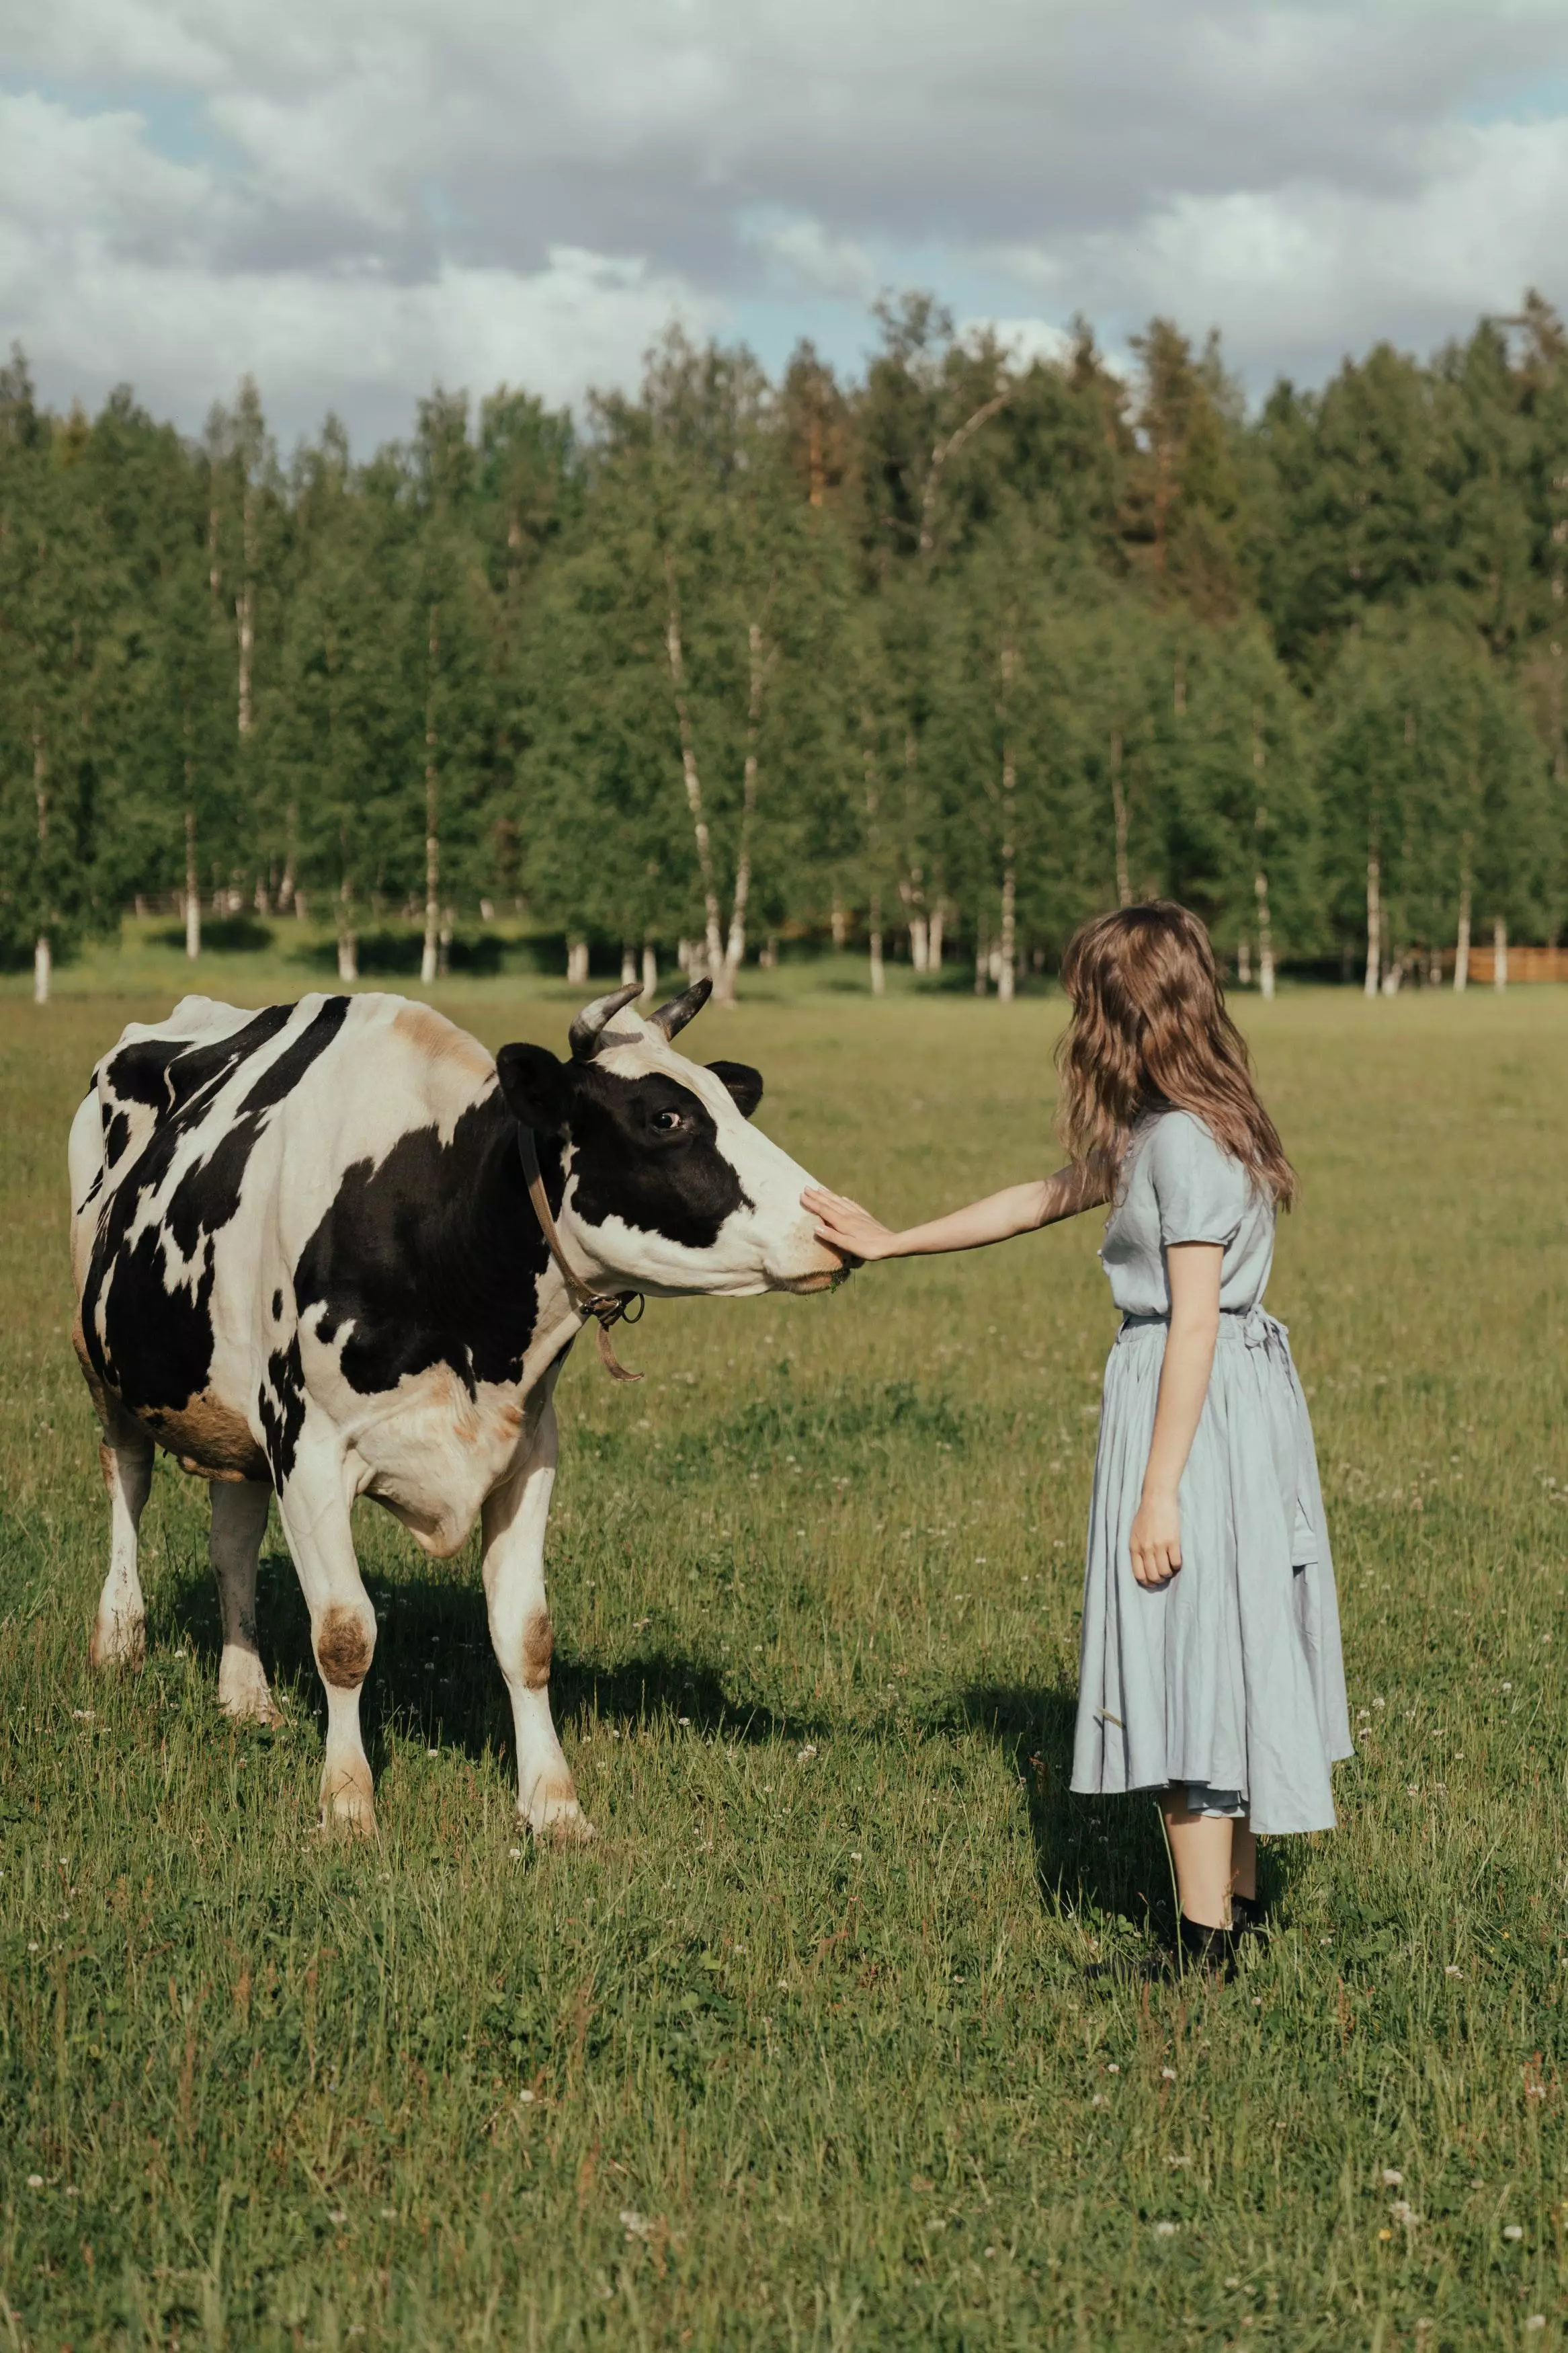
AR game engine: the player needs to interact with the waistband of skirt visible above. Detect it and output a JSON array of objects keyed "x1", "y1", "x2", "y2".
[{"x1": 1117, "y1": 1304, "x2": 1290, "y2": 1353}]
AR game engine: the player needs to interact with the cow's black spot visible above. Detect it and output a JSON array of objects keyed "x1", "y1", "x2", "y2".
[
  {"x1": 566, "y1": 1067, "x2": 751, "y2": 1250},
  {"x1": 259, "y1": 1334, "x2": 306, "y2": 1490},
  {"x1": 106, "y1": 1004, "x2": 294, "y2": 1118},
  {"x1": 272, "y1": 1289, "x2": 283, "y2": 1322},
  {"x1": 315, "y1": 1314, "x2": 338, "y2": 1346},
  {"x1": 104, "y1": 1109, "x2": 131, "y2": 1164},
  {"x1": 81, "y1": 998, "x2": 349, "y2": 1422},
  {"x1": 293, "y1": 1092, "x2": 548, "y2": 1399}
]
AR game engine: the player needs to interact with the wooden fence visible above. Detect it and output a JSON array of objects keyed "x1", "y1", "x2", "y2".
[{"x1": 1461, "y1": 945, "x2": 1568, "y2": 986}]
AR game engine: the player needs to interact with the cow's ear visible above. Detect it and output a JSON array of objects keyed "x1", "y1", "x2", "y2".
[
  {"x1": 707, "y1": 1060, "x2": 764, "y2": 1120},
  {"x1": 495, "y1": 1043, "x2": 570, "y2": 1136}
]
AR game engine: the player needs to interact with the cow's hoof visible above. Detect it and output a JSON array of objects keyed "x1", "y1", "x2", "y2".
[
  {"x1": 89, "y1": 1615, "x2": 146, "y2": 1673},
  {"x1": 319, "y1": 1771, "x2": 377, "y2": 1837},
  {"x1": 524, "y1": 1786, "x2": 594, "y2": 1846},
  {"x1": 218, "y1": 1654, "x2": 284, "y2": 1727},
  {"x1": 222, "y1": 1689, "x2": 286, "y2": 1730}
]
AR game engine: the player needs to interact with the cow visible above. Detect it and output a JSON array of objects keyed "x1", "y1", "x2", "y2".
[{"x1": 68, "y1": 978, "x2": 846, "y2": 1839}]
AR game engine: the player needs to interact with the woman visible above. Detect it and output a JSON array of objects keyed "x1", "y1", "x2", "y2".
[{"x1": 805, "y1": 902, "x2": 1350, "y2": 1975}]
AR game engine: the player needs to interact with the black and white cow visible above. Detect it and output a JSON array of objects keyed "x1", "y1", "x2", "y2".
[{"x1": 69, "y1": 979, "x2": 846, "y2": 1837}]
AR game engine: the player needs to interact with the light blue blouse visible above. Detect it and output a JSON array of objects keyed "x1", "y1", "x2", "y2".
[{"x1": 1099, "y1": 1109, "x2": 1275, "y2": 1317}]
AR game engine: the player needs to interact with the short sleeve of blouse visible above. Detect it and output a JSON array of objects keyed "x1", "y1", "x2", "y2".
[{"x1": 1145, "y1": 1111, "x2": 1249, "y2": 1247}]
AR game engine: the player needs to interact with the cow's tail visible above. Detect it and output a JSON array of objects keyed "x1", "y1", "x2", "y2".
[{"x1": 68, "y1": 1081, "x2": 108, "y2": 1303}]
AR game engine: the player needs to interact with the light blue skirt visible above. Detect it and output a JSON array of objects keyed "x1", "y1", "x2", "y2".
[{"x1": 1070, "y1": 1307, "x2": 1352, "y2": 1836}]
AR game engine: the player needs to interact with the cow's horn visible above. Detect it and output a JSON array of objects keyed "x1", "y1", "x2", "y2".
[
  {"x1": 569, "y1": 981, "x2": 645, "y2": 1061},
  {"x1": 649, "y1": 978, "x2": 712, "y2": 1041}
]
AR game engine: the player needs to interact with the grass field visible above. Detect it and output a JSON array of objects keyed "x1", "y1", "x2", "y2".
[{"x1": 3, "y1": 934, "x2": 1568, "y2": 2349}]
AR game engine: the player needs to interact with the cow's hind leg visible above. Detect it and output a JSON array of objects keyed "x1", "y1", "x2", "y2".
[
  {"x1": 89, "y1": 1432, "x2": 154, "y2": 1671},
  {"x1": 481, "y1": 1398, "x2": 591, "y2": 1843},
  {"x1": 274, "y1": 1450, "x2": 378, "y2": 1833},
  {"x1": 210, "y1": 1481, "x2": 282, "y2": 1725}
]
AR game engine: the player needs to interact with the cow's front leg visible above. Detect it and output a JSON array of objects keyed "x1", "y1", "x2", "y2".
[
  {"x1": 210, "y1": 1481, "x2": 282, "y2": 1725},
  {"x1": 481, "y1": 1400, "x2": 591, "y2": 1843},
  {"x1": 89, "y1": 1431, "x2": 154, "y2": 1671},
  {"x1": 274, "y1": 1447, "x2": 378, "y2": 1833}
]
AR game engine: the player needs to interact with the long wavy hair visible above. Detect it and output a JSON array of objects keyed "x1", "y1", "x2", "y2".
[{"x1": 1055, "y1": 902, "x2": 1298, "y2": 1207}]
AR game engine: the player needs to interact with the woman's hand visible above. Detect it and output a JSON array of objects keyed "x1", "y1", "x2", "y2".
[
  {"x1": 1128, "y1": 1484, "x2": 1182, "y2": 1586},
  {"x1": 802, "y1": 1185, "x2": 899, "y2": 1263}
]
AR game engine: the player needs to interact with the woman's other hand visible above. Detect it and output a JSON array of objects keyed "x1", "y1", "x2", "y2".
[
  {"x1": 1128, "y1": 1485, "x2": 1182, "y2": 1586},
  {"x1": 801, "y1": 1186, "x2": 899, "y2": 1263}
]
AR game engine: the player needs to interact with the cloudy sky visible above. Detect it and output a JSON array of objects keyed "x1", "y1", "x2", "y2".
[{"x1": 3, "y1": 0, "x2": 1567, "y2": 449}]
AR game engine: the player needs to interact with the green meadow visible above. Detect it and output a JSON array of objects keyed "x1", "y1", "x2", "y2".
[{"x1": 3, "y1": 932, "x2": 1567, "y2": 2348}]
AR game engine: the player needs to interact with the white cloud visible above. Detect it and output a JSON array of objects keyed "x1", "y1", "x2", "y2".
[{"x1": 1, "y1": 0, "x2": 1566, "y2": 436}]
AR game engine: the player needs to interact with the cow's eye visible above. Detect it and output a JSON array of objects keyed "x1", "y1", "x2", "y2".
[{"x1": 651, "y1": 1108, "x2": 683, "y2": 1135}]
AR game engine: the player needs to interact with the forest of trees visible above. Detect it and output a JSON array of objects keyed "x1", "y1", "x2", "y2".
[{"x1": 2, "y1": 289, "x2": 1566, "y2": 1004}]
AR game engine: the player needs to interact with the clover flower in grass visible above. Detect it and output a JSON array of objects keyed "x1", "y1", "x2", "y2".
[
  {"x1": 1503, "y1": 2224, "x2": 1524, "y2": 2242},
  {"x1": 1383, "y1": 2169, "x2": 1403, "y2": 2186}
]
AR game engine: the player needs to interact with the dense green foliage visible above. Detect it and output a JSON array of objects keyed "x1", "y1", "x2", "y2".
[
  {"x1": 4, "y1": 971, "x2": 1568, "y2": 2346},
  {"x1": 3, "y1": 292, "x2": 1567, "y2": 986}
]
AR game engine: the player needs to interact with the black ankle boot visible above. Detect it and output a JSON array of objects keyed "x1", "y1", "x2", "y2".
[
  {"x1": 1176, "y1": 1915, "x2": 1239, "y2": 1979},
  {"x1": 1231, "y1": 1892, "x2": 1266, "y2": 1939}
]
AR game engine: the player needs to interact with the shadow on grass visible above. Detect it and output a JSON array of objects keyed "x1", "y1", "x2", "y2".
[
  {"x1": 155, "y1": 916, "x2": 274, "y2": 954},
  {"x1": 958, "y1": 1681, "x2": 1303, "y2": 1935},
  {"x1": 157, "y1": 1550, "x2": 825, "y2": 1776},
  {"x1": 956, "y1": 1682, "x2": 1173, "y2": 1936},
  {"x1": 291, "y1": 928, "x2": 513, "y2": 978}
]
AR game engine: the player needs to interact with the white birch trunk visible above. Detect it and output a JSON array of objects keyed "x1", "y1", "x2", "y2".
[
  {"x1": 1110, "y1": 727, "x2": 1130, "y2": 908},
  {"x1": 928, "y1": 907, "x2": 944, "y2": 969},
  {"x1": 863, "y1": 725, "x2": 884, "y2": 997},
  {"x1": 664, "y1": 560, "x2": 726, "y2": 982},
  {"x1": 1493, "y1": 915, "x2": 1508, "y2": 992},
  {"x1": 336, "y1": 874, "x2": 358, "y2": 984},
  {"x1": 975, "y1": 921, "x2": 989, "y2": 996},
  {"x1": 1237, "y1": 937, "x2": 1251, "y2": 986},
  {"x1": 641, "y1": 941, "x2": 658, "y2": 1000},
  {"x1": 1454, "y1": 875, "x2": 1471, "y2": 991},
  {"x1": 32, "y1": 730, "x2": 50, "y2": 1002},
  {"x1": 718, "y1": 618, "x2": 770, "y2": 1006},
  {"x1": 909, "y1": 914, "x2": 929, "y2": 971},
  {"x1": 421, "y1": 605, "x2": 440, "y2": 988},
  {"x1": 621, "y1": 945, "x2": 638, "y2": 987},
  {"x1": 567, "y1": 941, "x2": 590, "y2": 987},
  {"x1": 438, "y1": 908, "x2": 452, "y2": 980},
  {"x1": 280, "y1": 807, "x2": 298, "y2": 916},
  {"x1": 236, "y1": 484, "x2": 256, "y2": 737},
  {"x1": 185, "y1": 807, "x2": 201, "y2": 960},
  {"x1": 1364, "y1": 855, "x2": 1381, "y2": 997},
  {"x1": 830, "y1": 898, "x2": 848, "y2": 952},
  {"x1": 236, "y1": 580, "x2": 254, "y2": 738}
]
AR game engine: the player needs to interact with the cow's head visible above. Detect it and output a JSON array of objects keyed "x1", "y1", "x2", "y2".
[{"x1": 494, "y1": 981, "x2": 849, "y2": 1299}]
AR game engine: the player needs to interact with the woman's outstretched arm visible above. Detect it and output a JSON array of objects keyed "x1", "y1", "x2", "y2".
[{"x1": 802, "y1": 1158, "x2": 1110, "y2": 1263}]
